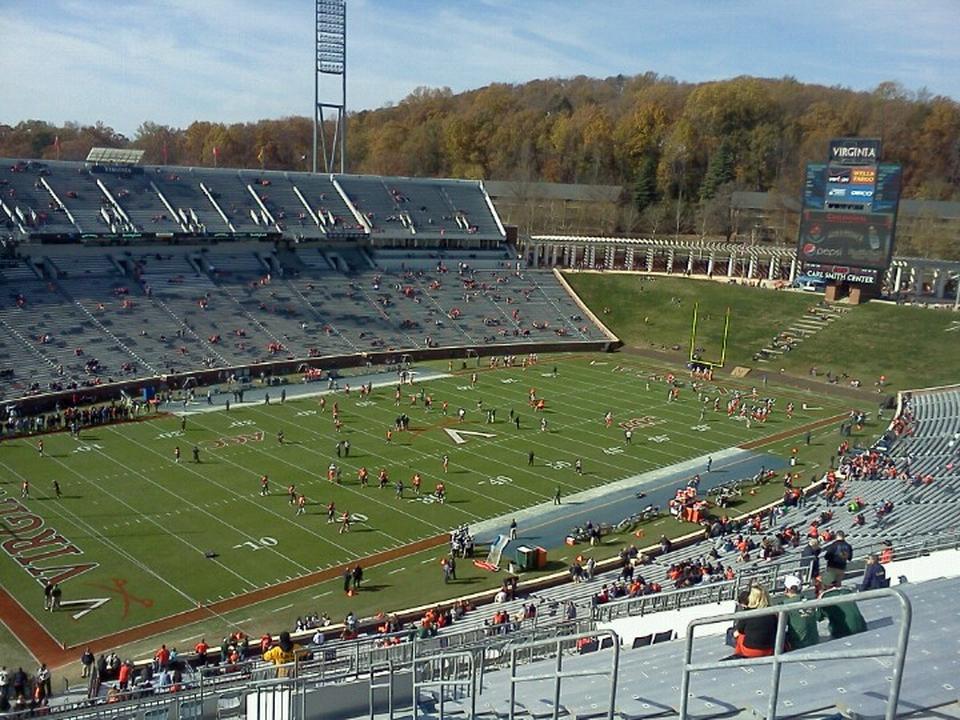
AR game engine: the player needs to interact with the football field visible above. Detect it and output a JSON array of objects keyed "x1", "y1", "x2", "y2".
[{"x1": 0, "y1": 353, "x2": 849, "y2": 650}]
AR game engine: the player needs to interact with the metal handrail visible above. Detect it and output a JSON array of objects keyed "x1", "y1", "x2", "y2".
[
  {"x1": 678, "y1": 587, "x2": 912, "y2": 720},
  {"x1": 592, "y1": 555, "x2": 812, "y2": 622},
  {"x1": 507, "y1": 628, "x2": 620, "y2": 720},
  {"x1": 411, "y1": 650, "x2": 476, "y2": 720}
]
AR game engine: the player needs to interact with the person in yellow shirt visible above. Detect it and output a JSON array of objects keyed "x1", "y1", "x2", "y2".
[{"x1": 261, "y1": 632, "x2": 304, "y2": 677}]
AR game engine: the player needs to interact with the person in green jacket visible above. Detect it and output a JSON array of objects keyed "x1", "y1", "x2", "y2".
[
  {"x1": 818, "y1": 583, "x2": 867, "y2": 638},
  {"x1": 778, "y1": 575, "x2": 820, "y2": 650}
]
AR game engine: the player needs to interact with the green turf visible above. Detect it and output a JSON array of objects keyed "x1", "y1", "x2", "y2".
[
  {"x1": 565, "y1": 274, "x2": 814, "y2": 366},
  {"x1": 565, "y1": 273, "x2": 960, "y2": 391},
  {"x1": 776, "y1": 302, "x2": 960, "y2": 391},
  {"x1": 0, "y1": 619, "x2": 38, "y2": 677},
  {"x1": 0, "y1": 354, "x2": 846, "y2": 647}
]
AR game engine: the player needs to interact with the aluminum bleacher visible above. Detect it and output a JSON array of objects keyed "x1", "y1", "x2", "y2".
[
  {"x1": 99, "y1": 171, "x2": 182, "y2": 233},
  {"x1": 149, "y1": 167, "x2": 227, "y2": 232},
  {"x1": 448, "y1": 180, "x2": 504, "y2": 237},
  {"x1": 291, "y1": 173, "x2": 366, "y2": 237},
  {"x1": 1, "y1": 158, "x2": 506, "y2": 244},
  {"x1": 187, "y1": 168, "x2": 270, "y2": 234},
  {"x1": 337, "y1": 174, "x2": 410, "y2": 236},
  {"x1": 238, "y1": 169, "x2": 327, "y2": 239},
  {"x1": 0, "y1": 245, "x2": 612, "y2": 400},
  {"x1": 0, "y1": 160, "x2": 78, "y2": 234},
  {"x1": 403, "y1": 577, "x2": 956, "y2": 720},
  {"x1": 40, "y1": 163, "x2": 123, "y2": 234},
  {"x1": 35, "y1": 573, "x2": 960, "y2": 720}
]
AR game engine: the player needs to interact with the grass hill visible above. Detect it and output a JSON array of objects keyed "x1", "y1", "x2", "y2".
[{"x1": 566, "y1": 272, "x2": 960, "y2": 392}]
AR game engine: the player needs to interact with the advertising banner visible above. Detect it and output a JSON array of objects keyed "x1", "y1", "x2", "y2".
[{"x1": 797, "y1": 209, "x2": 894, "y2": 269}]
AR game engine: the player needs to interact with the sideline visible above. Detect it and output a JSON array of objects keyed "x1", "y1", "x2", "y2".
[{"x1": 166, "y1": 367, "x2": 452, "y2": 415}]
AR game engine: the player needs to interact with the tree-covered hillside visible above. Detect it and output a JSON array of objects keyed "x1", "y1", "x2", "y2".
[{"x1": 2, "y1": 74, "x2": 958, "y2": 252}]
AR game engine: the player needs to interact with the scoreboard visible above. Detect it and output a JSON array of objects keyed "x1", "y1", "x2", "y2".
[{"x1": 797, "y1": 138, "x2": 901, "y2": 284}]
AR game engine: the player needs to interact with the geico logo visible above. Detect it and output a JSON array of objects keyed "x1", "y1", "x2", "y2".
[{"x1": 849, "y1": 189, "x2": 873, "y2": 197}]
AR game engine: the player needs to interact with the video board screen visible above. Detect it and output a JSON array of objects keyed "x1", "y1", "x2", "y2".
[
  {"x1": 872, "y1": 164, "x2": 902, "y2": 213},
  {"x1": 803, "y1": 163, "x2": 827, "y2": 208},
  {"x1": 798, "y1": 139, "x2": 901, "y2": 283},
  {"x1": 797, "y1": 209, "x2": 895, "y2": 270}
]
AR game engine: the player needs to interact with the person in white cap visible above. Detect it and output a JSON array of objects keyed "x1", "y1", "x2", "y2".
[{"x1": 778, "y1": 575, "x2": 820, "y2": 650}]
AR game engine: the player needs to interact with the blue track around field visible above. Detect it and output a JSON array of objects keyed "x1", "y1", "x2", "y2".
[{"x1": 475, "y1": 449, "x2": 788, "y2": 551}]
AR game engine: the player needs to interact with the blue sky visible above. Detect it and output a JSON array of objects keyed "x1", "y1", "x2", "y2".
[{"x1": 0, "y1": 0, "x2": 956, "y2": 137}]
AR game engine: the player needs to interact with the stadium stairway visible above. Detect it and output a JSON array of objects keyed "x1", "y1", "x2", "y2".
[{"x1": 755, "y1": 302, "x2": 849, "y2": 363}]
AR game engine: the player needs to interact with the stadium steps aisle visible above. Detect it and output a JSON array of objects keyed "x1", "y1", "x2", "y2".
[{"x1": 755, "y1": 303, "x2": 850, "y2": 361}]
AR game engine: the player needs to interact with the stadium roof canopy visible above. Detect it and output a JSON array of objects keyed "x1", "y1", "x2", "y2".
[{"x1": 86, "y1": 147, "x2": 145, "y2": 165}]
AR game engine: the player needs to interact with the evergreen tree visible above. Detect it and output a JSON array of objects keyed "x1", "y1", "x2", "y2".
[
  {"x1": 700, "y1": 141, "x2": 735, "y2": 200},
  {"x1": 633, "y1": 156, "x2": 659, "y2": 213}
]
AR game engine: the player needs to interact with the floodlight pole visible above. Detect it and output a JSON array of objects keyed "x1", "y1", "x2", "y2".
[{"x1": 313, "y1": 0, "x2": 347, "y2": 174}]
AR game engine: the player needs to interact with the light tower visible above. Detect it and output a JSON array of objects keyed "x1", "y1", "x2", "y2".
[{"x1": 314, "y1": 0, "x2": 347, "y2": 174}]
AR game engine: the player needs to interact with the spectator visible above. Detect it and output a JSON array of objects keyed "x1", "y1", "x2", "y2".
[
  {"x1": 860, "y1": 554, "x2": 888, "y2": 591},
  {"x1": 79, "y1": 648, "x2": 94, "y2": 678},
  {"x1": 194, "y1": 638, "x2": 209, "y2": 666},
  {"x1": 731, "y1": 586, "x2": 777, "y2": 658},
  {"x1": 819, "y1": 582, "x2": 868, "y2": 639},
  {"x1": 154, "y1": 643, "x2": 170, "y2": 671},
  {"x1": 11, "y1": 668, "x2": 26, "y2": 701},
  {"x1": 262, "y1": 631, "x2": 303, "y2": 677},
  {"x1": 821, "y1": 531, "x2": 852, "y2": 587},
  {"x1": 777, "y1": 576, "x2": 819, "y2": 650}
]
